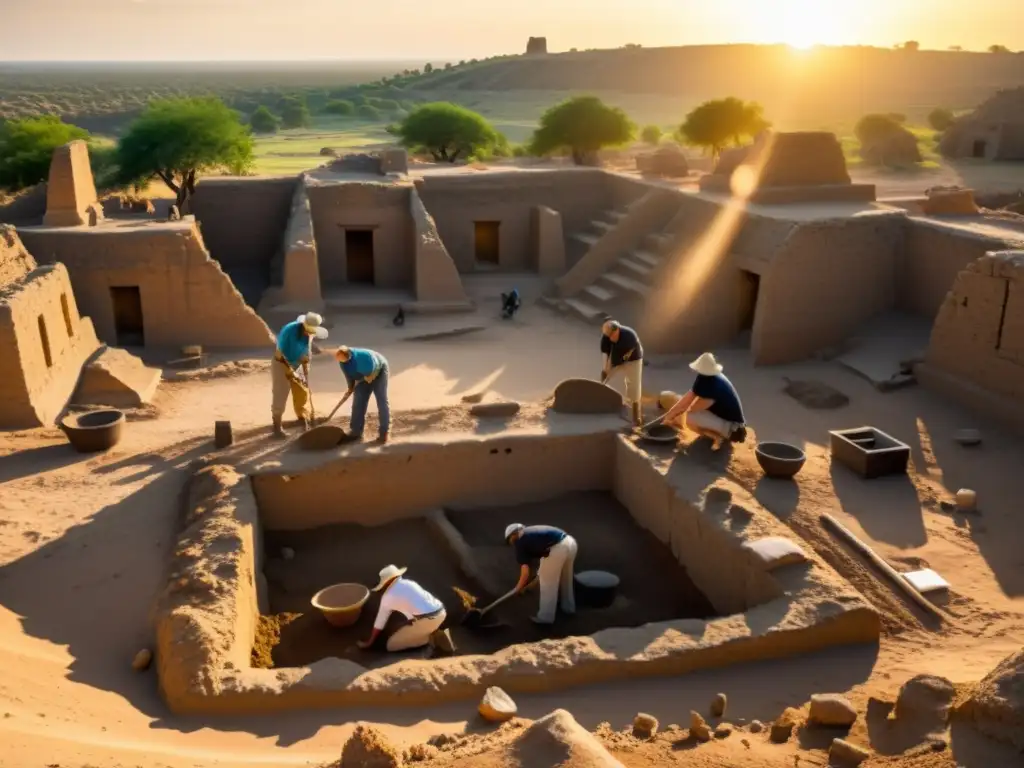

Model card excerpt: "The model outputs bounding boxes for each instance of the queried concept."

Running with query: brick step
[631,249,662,268]
[581,284,617,304]
[617,256,654,281]
[563,297,607,324]
[600,271,650,298]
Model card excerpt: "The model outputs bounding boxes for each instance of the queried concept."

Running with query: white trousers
[536,535,578,623]
[606,359,643,406]
[385,609,447,652]
[685,409,735,438]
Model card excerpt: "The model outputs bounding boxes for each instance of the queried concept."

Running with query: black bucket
[573,570,620,609]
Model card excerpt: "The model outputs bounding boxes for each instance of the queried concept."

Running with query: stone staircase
[565,208,628,269]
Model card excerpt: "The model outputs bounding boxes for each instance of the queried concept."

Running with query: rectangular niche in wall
[345,229,375,284]
[61,293,74,338]
[474,221,500,266]
[38,315,52,368]
[110,286,145,347]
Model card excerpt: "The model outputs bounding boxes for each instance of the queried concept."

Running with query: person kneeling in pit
[504,523,578,625]
[653,351,747,450]
[357,565,447,652]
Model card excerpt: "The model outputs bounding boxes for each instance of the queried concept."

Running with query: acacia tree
[116,97,254,211]
[641,124,663,146]
[0,116,89,191]
[678,97,770,157]
[529,96,634,164]
[396,102,502,162]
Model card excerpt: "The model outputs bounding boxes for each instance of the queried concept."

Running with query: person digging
[271,312,329,439]
[334,345,391,444]
[504,523,578,625]
[600,319,644,426]
[645,351,748,450]
[357,565,449,653]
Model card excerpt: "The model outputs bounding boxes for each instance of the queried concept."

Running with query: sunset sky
[4,0,1022,61]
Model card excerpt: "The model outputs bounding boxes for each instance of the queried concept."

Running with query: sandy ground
[1,298,1024,767]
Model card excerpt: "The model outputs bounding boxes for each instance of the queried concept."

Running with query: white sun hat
[371,564,408,592]
[689,352,724,376]
[297,311,329,340]
[504,523,525,542]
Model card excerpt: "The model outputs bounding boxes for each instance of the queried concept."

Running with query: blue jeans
[350,363,390,438]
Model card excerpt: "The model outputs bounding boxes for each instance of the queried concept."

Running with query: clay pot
[311,583,371,628]
[59,409,125,453]
[755,441,806,479]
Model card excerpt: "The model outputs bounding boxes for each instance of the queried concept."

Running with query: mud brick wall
[417,170,614,272]
[0,225,38,286]
[19,222,273,350]
[192,176,297,271]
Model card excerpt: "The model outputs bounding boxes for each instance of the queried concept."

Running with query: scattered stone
[895,675,956,726]
[429,628,456,655]
[939,500,956,512]
[748,719,764,733]
[770,708,801,743]
[460,392,485,404]
[340,725,402,768]
[664,724,681,732]
[632,712,658,739]
[689,711,712,742]
[320,147,338,157]
[131,648,152,671]
[479,687,517,722]
[714,723,733,738]
[741,737,750,748]
[281,547,295,561]
[710,692,727,717]
[552,378,622,414]
[405,743,438,762]
[955,488,977,512]
[808,693,857,727]
[954,428,982,447]
[829,737,871,765]
[469,401,521,418]
[428,733,455,748]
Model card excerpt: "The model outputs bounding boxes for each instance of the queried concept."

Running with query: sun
[754,0,843,50]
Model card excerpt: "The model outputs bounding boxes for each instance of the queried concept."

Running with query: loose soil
[259,492,715,669]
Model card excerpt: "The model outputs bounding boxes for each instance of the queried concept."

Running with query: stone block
[552,378,622,414]
[43,141,103,228]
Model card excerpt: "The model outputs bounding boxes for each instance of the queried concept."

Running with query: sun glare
[748,0,848,50]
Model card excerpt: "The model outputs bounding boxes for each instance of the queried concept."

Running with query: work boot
[271,416,287,440]
[374,433,390,445]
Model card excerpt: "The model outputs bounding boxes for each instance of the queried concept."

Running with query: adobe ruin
[42,140,104,227]
[939,86,1024,161]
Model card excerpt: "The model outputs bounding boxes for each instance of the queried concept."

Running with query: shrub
[641,125,663,145]
[324,99,355,116]
[250,105,279,133]
[928,107,955,132]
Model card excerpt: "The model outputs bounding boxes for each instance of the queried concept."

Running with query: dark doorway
[110,286,145,346]
[738,270,760,331]
[345,229,375,284]
[474,221,501,266]
[972,140,988,159]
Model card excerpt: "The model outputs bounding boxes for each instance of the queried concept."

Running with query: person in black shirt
[504,523,579,625]
[600,319,644,426]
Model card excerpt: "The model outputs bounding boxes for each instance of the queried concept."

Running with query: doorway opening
[345,229,375,284]
[971,140,988,159]
[110,286,145,346]
[738,270,760,332]
[474,221,501,266]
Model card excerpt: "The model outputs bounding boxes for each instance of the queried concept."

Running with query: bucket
[574,570,620,609]
[310,583,371,628]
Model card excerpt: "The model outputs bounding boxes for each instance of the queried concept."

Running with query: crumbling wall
[307,181,412,289]
[262,177,322,309]
[899,218,1022,319]
[191,176,297,271]
[532,206,566,275]
[0,225,38,286]
[922,251,1024,420]
[0,261,101,428]
[42,141,103,228]
[0,184,47,227]
[409,189,468,303]
[753,212,904,364]
[19,222,274,349]
[417,170,613,272]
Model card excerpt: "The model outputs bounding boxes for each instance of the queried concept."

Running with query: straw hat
[371,564,407,592]
[504,523,525,543]
[689,352,724,376]
[297,311,329,340]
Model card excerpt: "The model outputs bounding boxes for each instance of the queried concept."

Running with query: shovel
[318,388,353,426]
[462,578,537,628]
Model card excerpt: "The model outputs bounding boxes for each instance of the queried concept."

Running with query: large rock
[340,724,403,768]
[73,346,161,408]
[637,145,689,178]
[896,675,956,725]
[470,401,521,418]
[808,693,858,726]
[479,687,517,722]
[513,709,621,767]
[830,738,870,765]
[552,378,623,414]
[954,649,1024,751]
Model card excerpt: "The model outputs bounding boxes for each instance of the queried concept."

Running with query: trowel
[461,578,537,628]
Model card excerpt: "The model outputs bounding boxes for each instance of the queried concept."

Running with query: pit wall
[307,182,413,290]
[605,172,658,210]
[920,251,1024,431]
[19,222,274,350]
[261,178,323,310]
[416,170,613,272]
[410,189,470,303]
[0,184,48,227]
[532,206,566,276]
[0,262,101,428]
[191,176,297,273]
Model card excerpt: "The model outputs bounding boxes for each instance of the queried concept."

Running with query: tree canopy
[116,97,253,210]
[678,97,770,157]
[280,96,312,129]
[529,96,634,164]
[396,102,502,162]
[324,99,355,116]
[0,116,89,192]
[928,107,955,132]
[854,113,905,146]
[641,125,663,146]
[250,105,280,134]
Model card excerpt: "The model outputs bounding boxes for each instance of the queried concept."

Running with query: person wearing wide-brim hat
[646,352,748,450]
[271,311,329,439]
[357,565,447,652]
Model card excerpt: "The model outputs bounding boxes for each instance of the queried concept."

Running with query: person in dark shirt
[653,352,748,450]
[504,523,579,625]
[600,319,645,426]
[501,288,521,319]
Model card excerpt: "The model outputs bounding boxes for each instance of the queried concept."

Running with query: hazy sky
[4,0,1023,61]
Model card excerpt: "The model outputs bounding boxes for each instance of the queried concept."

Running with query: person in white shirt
[357,564,448,652]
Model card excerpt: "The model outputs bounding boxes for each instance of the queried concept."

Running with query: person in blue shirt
[334,345,391,443]
[600,319,644,426]
[501,288,521,319]
[652,352,747,450]
[271,312,328,439]
[504,523,578,625]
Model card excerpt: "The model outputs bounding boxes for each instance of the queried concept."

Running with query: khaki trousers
[271,356,311,420]
[536,535,578,623]
[386,609,447,652]
[607,359,643,406]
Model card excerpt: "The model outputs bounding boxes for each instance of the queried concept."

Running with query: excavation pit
[154,427,881,715]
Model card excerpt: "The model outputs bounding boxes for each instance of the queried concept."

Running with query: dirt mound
[953,646,1024,751]
[510,709,623,767]
[339,725,403,768]
[73,346,161,408]
[861,127,922,168]
[552,378,622,414]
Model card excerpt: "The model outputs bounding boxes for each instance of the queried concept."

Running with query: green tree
[854,113,905,147]
[116,97,254,211]
[641,124,663,146]
[356,104,383,121]
[424,63,434,73]
[0,116,89,191]
[396,102,502,162]
[280,96,312,129]
[928,107,955,132]
[324,99,355,116]
[529,95,634,164]
[678,97,770,157]
[989,44,1012,53]
[250,105,279,134]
